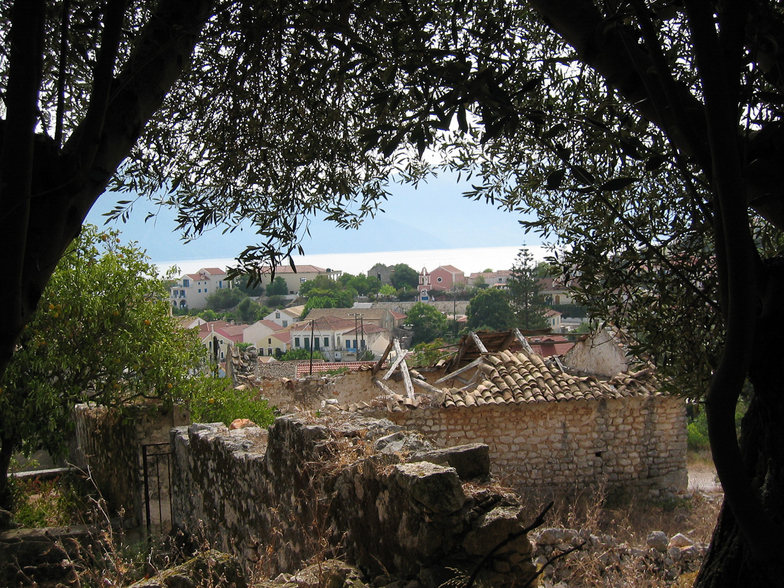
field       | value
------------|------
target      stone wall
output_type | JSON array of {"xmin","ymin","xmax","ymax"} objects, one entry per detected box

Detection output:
[
  {"xmin": 71, "ymin": 403, "xmax": 189, "ymax": 526},
  {"xmin": 363, "ymin": 395, "xmax": 687, "ymax": 493},
  {"xmin": 170, "ymin": 414, "xmax": 537, "ymax": 587}
]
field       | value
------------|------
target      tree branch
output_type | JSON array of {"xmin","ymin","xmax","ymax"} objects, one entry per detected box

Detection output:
[{"xmin": 73, "ymin": 0, "xmax": 128, "ymax": 175}]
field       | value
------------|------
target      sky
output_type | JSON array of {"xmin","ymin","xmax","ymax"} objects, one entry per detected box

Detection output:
[{"xmin": 86, "ymin": 173, "xmax": 550, "ymax": 276}]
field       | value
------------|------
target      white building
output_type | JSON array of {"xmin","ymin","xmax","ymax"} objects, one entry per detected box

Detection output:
[{"xmin": 170, "ymin": 267, "xmax": 234, "ymax": 310}]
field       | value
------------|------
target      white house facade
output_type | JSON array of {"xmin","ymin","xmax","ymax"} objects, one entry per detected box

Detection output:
[{"xmin": 170, "ymin": 267, "xmax": 234, "ymax": 310}]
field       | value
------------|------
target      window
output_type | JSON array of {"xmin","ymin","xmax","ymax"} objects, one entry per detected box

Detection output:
[
  {"xmin": 282, "ymin": 320, "xmax": 288, "ymax": 327},
  {"xmin": 324, "ymin": 337, "xmax": 329, "ymax": 348},
  {"xmin": 336, "ymin": 336, "xmax": 341, "ymax": 346},
  {"xmin": 275, "ymin": 312, "xmax": 281, "ymax": 318},
  {"xmin": 268, "ymin": 338, "xmax": 272, "ymax": 344},
  {"xmin": 259, "ymin": 348, "xmax": 264, "ymax": 356},
  {"xmin": 314, "ymin": 338, "xmax": 320, "ymax": 350},
  {"xmin": 267, "ymin": 348, "xmax": 273, "ymax": 356},
  {"xmin": 183, "ymin": 279, "xmax": 190, "ymax": 287},
  {"xmin": 198, "ymin": 288, "xmax": 202, "ymax": 293},
  {"xmin": 437, "ymin": 277, "xmax": 442, "ymax": 282},
  {"xmin": 300, "ymin": 277, "xmax": 307, "ymax": 282},
  {"xmin": 294, "ymin": 337, "xmax": 301, "ymax": 348},
  {"xmin": 304, "ymin": 338, "xmax": 310, "ymax": 350}
]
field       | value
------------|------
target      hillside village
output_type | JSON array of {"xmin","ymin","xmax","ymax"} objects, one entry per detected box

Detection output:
[{"xmin": 168, "ymin": 262, "xmax": 584, "ymax": 363}]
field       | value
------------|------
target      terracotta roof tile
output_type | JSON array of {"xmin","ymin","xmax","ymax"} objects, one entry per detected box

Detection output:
[{"xmin": 439, "ymin": 350, "xmax": 658, "ymax": 407}]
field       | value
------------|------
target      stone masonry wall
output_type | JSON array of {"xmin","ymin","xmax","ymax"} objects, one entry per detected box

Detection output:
[
  {"xmin": 368, "ymin": 395, "xmax": 687, "ymax": 493},
  {"xmin": 170, "ymin": 414, "xmax": 537, "ymax": 587},
  {"xmin": 71, "ymin": 403, "xmax": 189, "ymax": 526}
]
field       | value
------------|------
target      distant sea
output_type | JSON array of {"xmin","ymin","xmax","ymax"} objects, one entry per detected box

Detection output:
[{"xmin": 155, "ymin": 245, "xmax": 552, "ymax": 277}]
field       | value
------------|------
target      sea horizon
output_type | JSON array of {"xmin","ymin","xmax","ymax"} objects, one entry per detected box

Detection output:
[{"xmin": 155, "ymin": 245, "xmax": 553, "ymax": 278}]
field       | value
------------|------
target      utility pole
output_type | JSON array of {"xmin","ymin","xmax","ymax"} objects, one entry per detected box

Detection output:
[
  {"xmin": 350, "ymin": 312, "xmax": 358, "ymax": 359},
  {"xmin": 360, "ymin": 315, "xmax": 365, "ymax": 357},
  {"xmin": 309, "ymin": 319, "xmax": 314, "ymax": 375},
  {"xmin": 453, "ymin": 286, "xmax": 457, "ymax": 338}
]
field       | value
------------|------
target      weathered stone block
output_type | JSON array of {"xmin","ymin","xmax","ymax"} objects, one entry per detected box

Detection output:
[{"xmin": 410, "ymin": 443, "xmax": 490, "ymax": 480}]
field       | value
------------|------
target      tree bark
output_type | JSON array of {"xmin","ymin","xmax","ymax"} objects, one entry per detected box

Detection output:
[
  {"xmin": 0, "ymin": 0, "xmax": 214, "ymax": 382},
  {"xmin": 697, "ymin": 326, "xmax": 784, "ymax": 584},
  {"xmin": 0, "ymin": 437, "xmax": 17, "ymax": 511}
]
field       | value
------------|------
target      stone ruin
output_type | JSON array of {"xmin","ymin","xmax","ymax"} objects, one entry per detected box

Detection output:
[{"xmin": 171, "ymin": 413, "xmax": 539, "ymax": 587}]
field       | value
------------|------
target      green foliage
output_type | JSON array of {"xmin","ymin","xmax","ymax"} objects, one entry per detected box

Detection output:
[
  {"xmin": 406, "ymin": 302, "xmax": 449, "ymax": 345},
  {"xmin": 205, "ymin": 288, "xmax": 247, "ymax": 311},
  {"xmin": 197, "ymin": 309, "xmax": 219, "ymax": 322},
  {"xmin": 10, "ymin": 474, "xmax": 90, "ymax": 527},
  {"xmin": 265, "ymin": 277, "xmax": 289, "ymax": 296},
  {"xmin": 466, "ymin": 289, "xmax": 515, "ymax": 331},
  {"xmin": 2, "ymin": 226, "xmax": 206, "ymax": 450},
  {"xmin": 396, "ymin": 287, "xmax": 418, "ymax": 302},
  {"xmin": 280, "ymin": 348, "xmax": 326, "ymax": 361},
  {"xmin": 390, "ymin": 264, "xmax": 419, "ymax": 289},
  {"xmin": 234, "ymin": 274, "xmax": 266, "ymax": 296},
  {"xmin": 687, "ymin": 415, "xmax": 710, "ymax": 453},
  {"xmin": 266, "ymin": 295, "xmax": 288, "ymax": 309},
  {"xmin": 339, "ymin": 273, "xmax": 380, "ymax": 296},
  {"xmin": 409, "ymin": 339, "xmax": 453, "ymax": 367},
  {"xmin": 189, "ymin": 379, "xmax": 275, "ymax": 428},
  {"xmin": 0, "ymin": 226, "xmax": 210, "ymax": 507},
  {"xmin": 237, "ymin": 297, "xmax": 268, "ymax": 324},
  {"xmin": 300, "ymin": 275, "xmax": 355, "ymax": 315},
  {"xmin": 378, "ymin": 284, "xmax": 397, "ymax": 299},
  {"xmin": 508, "ymin": 249, "xmax": 548, "ymax": 330}
]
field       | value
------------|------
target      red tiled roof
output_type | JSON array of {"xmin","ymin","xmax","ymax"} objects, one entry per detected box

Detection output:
[
  {"xmin": 201, "ymin": 267, "xmax": 227, "ymax": 275},
  {"xmin": 437, "ymin": 265, "xmax": 464, "ymax": 274},
  {"xmin": 271, "ymin": 331, "xmax": 291, "ymax": 344},
  {"xmin": 257, "ymin": 264, "xmax": 330, "ymax": 274},
  {"xmin": 440, "ymin": 350, "xmax": 658, "ymax": 407},
  {"xmin": 198, "ymin": 320, "xmax": 231, "ymax": 336}
]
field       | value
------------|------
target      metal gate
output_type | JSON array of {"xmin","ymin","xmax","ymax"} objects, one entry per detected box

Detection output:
[{"xmin": 141, "ymin": 442, "xmax": 172, "ymax": 537}]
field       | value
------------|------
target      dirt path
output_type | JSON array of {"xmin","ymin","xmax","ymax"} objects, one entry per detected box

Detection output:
[{"xmin": 688, "ymin": 462, "xmax": 722, "ymax": 493}]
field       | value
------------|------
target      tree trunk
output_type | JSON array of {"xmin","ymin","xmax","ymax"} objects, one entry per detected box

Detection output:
[
  {"xmin": 696, "ymin": 261, "xmax": 784, "ymax": 586},
  {"xmin": 0, "ymin": 437, "xmax": 17, "ymax": 511},
  {"xmin": 696, "ymin": 388, "xmax": 784, "ymax": 586}
]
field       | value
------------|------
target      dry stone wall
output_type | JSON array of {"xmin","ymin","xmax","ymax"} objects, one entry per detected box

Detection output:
[
  {"xmin": 364, "ymin": 395, "xmax": 687, "ymax": 493},
  {"xmin": 170, "ymin": 414, "xmax": 537, "ymax": 587},
  {"xmin": 71, "ymin": 403, "xmax": 189, "ymax": 526}
]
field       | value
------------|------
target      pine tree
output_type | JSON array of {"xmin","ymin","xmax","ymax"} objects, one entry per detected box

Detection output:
[{"xmin": 508, "ymin": 250, "xmax": 549, "ymax": 330}]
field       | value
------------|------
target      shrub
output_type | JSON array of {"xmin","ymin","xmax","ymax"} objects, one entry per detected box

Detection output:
[
  {"xmin": 189, "ymin": 378, "xmax": 275, "ymax": 428},
  {"xmin": 10, "ymin": 473, "xmax": 91, "ymax": 527}
]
